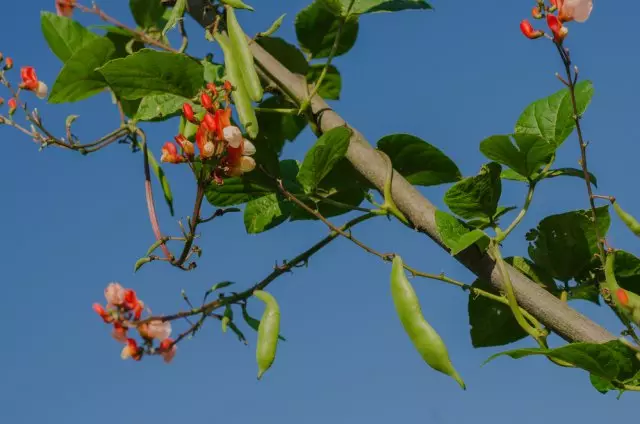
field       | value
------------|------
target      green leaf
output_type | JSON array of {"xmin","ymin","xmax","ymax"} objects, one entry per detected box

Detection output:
[
  {"xmin": 590, "ymin": 374, "xmax": 614, "ymax": 394},
  {"xmin": 133, "ymin": 256, "xmax": 152, "ymax": 272},
  {"xmin": 444, "ymin": 163, "xmax": 502, "ymax": 220},
  {"xmin": 49, "ymin": 37, "xmax": 116, "ymax": 104},
  {"xmin": 435, "ymin": 210, "xmax": 490, "ymax": 255},
  {"xmin": 205, "ymin": 174, "xmax": 274, "ymax": 207},
  {"xmin": 209, "ymin": 281, "xmax": 235, "ymax": 292},
  {"xmin": 146, "ymin": 143, "xmax": 174, "ymax": 216},
  {"xmin": 501, "ymin": 168, "xmax": 528, "ymax": 182},
  {"xmin": 41, "ymin": 11, "xmax": 100, "ymax": 63},
  {"xmin": 135, "ymin": 93, "xmax": 189, "ymax": 121},
  {"xmin": 468, "ymin": 278, "xmax": 528, "ymax": 348},
  {"xmin": 297, "ymin": 126, "xmax": 352, "ymax": 193},
  {"xmin": 485, "ymin": 341, "xmax": 640, "ymax": 383},
  {"xmin": 162, "ymin": 0, "xmax": 187, "ymax": 36},
  {"xmin": 568, "ymin": 283, "xmax": 601, "ymax": 305},
  {"xmin": 613, "ymin": 250, "xmax": 640, "ymax": 296},
  {"xmin": 515, "ymin": 81, "xmax": 594, "ymax": 147},
  {"xmin": 307, "ymin": 64, "xmax": 342, "ymax": 100},
  {"xmin": 256, "ymin": 96, "xmax": 308, "ymax": 154},
  {"xmin": 256, "ymin": 37, "xmax": 309, "ymax": 74},
  {"xmin": 527, "ymin": 206, "xmax": 610, "ymax": 282},
  {"xmin": 505, "ymin": 256, "xmax": 558, "ymax": 292},
  {"xmin": 377, "ymin": 134, "xmax": 461, "ymax": 186},
  {"xmin": 244, "ymin": 193, "xmax": 293, "ymax": 234},
  {"xmin": 331, "ymin": 0, "xmax": 432, "ymax": 15},
  {"xmin": 295, "ymin": 0, "xmax": 359, "ymax": 59},
  {"xmin": 541, "ymin": 168, "xmax": 598, "ymax": 188},
  {"xmin": 130, "ymin": 0, "xmax": 167, "ymax": 29},
  {"xmin": 479, "ymin": 134, "xmax": 554, "ymax": 178},
  {"xmin": 98, "ymin": 49, "xmax": 203, "ymax": 100}
]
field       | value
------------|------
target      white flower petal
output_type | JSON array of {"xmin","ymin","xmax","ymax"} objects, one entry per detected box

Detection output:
[
  {"xmin": 223, "ymin": 126, "xmax": 243, "ymax": 148},
  {"xmin": 242, "ymin": 139, "xmax": 256, "ymax": 156}
]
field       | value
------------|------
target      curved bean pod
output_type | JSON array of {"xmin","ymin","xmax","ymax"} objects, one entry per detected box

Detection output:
[
  {"xmin": 226, "ymin": 6, "xmax": 263, "ymax": 102},
  {"xmin": 254, "ymin": 290, "xmax": 281, "ymax": 380},
  {"xmin": 390, "ymin": 255, "xmax": 466, "ymax": 389}
]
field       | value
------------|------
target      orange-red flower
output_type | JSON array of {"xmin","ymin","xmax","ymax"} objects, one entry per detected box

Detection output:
[
  {"xmin": 546, "ymin": 14, "xmax": 568, "ymax": 42},
  {"xmin": 4, "ymin": 57, "xmax": 13, "ymax": 70},
  {"xmin": 8, "ymin": 98, "xmax": 17, "ymax": 114},
  {"xmin": 112, "ymin": 322, "xmax": 128, "ymax": 343},
  {"xmin": 160, "ymin": 142, "xmax": 185, "ymax": 164},
  {"xmin": 520, "ymin": 19, "xmax": 544, "ymax": 39},
  {"xmin": 159, "ymin": 338, "xmax": 177, "ymax": 363},
  {"xmin": 93, "ymin": 303, "xmax": 113, "ymax": 323},
  {"xmin": 183, "ymin": 102, "xmax": 196, "ymax": 123},
  {"xmin": 175, "ymin": 135, "xmax": 194, "ymax": 157},
  {"xmin": 207, "ymin": 82, "xmax": 218, "ymax": 97},
  {"xmin": 201, "ymin": 92, "xmax": 214, "ymax": 110},
  {"xmin": 55, "ymin": 0, "xmax": 76, "ymax": 18},
  {"xmin": 20, "ymin": 67, "xmax": 48, "ymax": 99},
  {"xmin": 223, "ymin": 80, "xmax": 233, "ymax": 92},
  {"xmin": 121, "ymin": 338, "xmax": 142, "ymax": 361}
]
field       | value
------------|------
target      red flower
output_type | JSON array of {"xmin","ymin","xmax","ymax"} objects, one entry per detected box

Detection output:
[
  {"xmin": 159, "ymin": 338, "xmax": 177, "ymax": 363},
  {"xmin": 207, "ymin": 83, "xmax": 218, "ymax": 97},
  {"xmin": 4, "ymin": 58, "xmax": 13, "ymax": 70},
  {"xmin": 202, "ymin": 113, "xmax": 217, "ymax": 132},
  {"xmin": 617, "ymin": 288, "xmax": 630, "ymax": 307},
  {"xmin": 19, "ymin": 67, "xmax": 48, "ymax": 99},
  {"xmin": 201, "ymin": 92, "xmax": 213, "ymax": 110},
  {"xmin": 8, "ymin": 98, "xmax": 17, "ymax": 114},
  {"xmin": 121, "ymin": 338, "xmax": 142, "ymax": 361},
  {"xmin": 546, "ymin": 14, "xmax": 568, "ymax": 42},
  {"xmin": 160, "ymin": 142, "xmax": 184, "ymax": 164},
  {"xmin": 55, "ymin": 0, "xmax": 76, "ymax": 17},
  {"xmin": 112, "ymin": 322, "xmax": 128, "ymax": 343},
  {"xmin": 182, "ymin": 103, "xmax": 196, "ymax": 123},
  {"xmin": 93, "ymin": 303, "xmax": 113, "ymax": 323},
  {"xmin": 223, "ymin": 80, "xmax": 233, "ymax": 92},
  {"xmin": 520, "ymin": 20, "xmax": 544, "ymax": 39}
]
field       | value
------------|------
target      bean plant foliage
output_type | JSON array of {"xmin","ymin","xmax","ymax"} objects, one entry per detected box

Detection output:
[{"xmin": 3, "ymin": 0, "xmax": 640, "ymax": 397}]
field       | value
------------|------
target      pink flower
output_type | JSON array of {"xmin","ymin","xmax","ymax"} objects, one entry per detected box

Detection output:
[
  {"xmin": 146, "ymin": 320, "xmax": 172, "ymax": 340},
  {"xmin": 121, "ymin": 338, "xmax": 141, "ymax": 360},
  {"xmin": 104, "ymin": 282, "xmax": 125, "ymax": 308},
  {"xmin": 93, "ymin": 303, "xmax": 113, "ymax": 323},
  {"xmin": 159, "ymin": 338, "xmax": 177, "ymax": 364},
  {"xmin": 557, "ymin": 0, "xmax": 593, "ymax": 23},
  {"xmin": 112, "ymin": 323, "xmax": 128, "ymax": 343}
]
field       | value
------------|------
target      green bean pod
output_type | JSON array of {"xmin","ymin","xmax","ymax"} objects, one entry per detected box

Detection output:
[
  {"xmin": 254, "ymin": 290, "xmax": 281, "ymax": 380},
  {"xmin": 390, "ymin": 256, "xmax": 466, "ymax": 390},
  {"xmin": 221, "ymin": 0, "xmax": 254, "ymax": 11},
  {"xmin": 613, "ymin": 201, "xmax": 640, "ymax": 238},
  {"xmin": 604, "ymin": 252, "xmax": 640, "ymax": 326},
  {"xmin": 226, "ymin": 6, "xmax": 263, "ymax": 102},
  {"xmin": 222, "ymin": 305, "xmax": 233, "ymax": 333},
  {"xmin": 214, "ymin": 32, "xmax": 259, "ymax": 138}
]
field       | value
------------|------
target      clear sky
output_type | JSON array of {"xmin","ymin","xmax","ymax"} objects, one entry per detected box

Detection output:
[{"xmin": 2, "ymin": 0, "xmax": 639, "ymax": 422}]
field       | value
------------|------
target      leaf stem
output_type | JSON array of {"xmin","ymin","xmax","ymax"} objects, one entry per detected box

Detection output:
[{"xmin": 496, "ymin": 182, "xmax": 536, "ymax": 242}]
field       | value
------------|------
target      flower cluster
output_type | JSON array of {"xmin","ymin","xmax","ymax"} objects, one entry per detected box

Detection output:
[
  {"xmin": 520, "ymin": 0, "xmax": 593, "ymax": 42},
  {"xmin": 93, "ymin": 282, "xmax": 177, "ymax": 363},
  {"xmin": 0, "ymin": 54, "xmax": 48, "ymax": 119},
  {"xmin": 161, "ymin": 81, "xmax": 257, "ymax": 183}
]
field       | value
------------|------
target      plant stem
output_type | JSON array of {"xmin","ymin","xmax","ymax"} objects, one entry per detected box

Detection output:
[
  {"xmin": 172, "ymin": 183, "xmax": 206, "ymax": 268},
  {"xmin": 497, "ymin": 182, "xmax": 536, "ymax": 242}
]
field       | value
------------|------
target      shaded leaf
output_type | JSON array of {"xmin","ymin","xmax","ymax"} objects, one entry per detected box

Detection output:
[
  {"xmin": 244, "ymin": 193, "xmax": 293, "ymax": 234},
  {"xmin": 435, "ymin": 210, "xmax": 490, "ymax": 255},
  {"xmin": 541, "ymin": 167, "xmax": 598, "ymax": 187},
  {"xmin": 307, "ymin": 64, "xmax": 341, "ymax": 100},
  {"xmin": 444, "ymin": 162, "xmax": 502, "ymax": 220},
  {"xmin": 256, "ymin": 37, "xmax": 309, "ymax": 74},
  {"xmin": 130, "ymin": 0, "xmax": 167, "ymax": 29},
  {"xmin": 377, "ymin": 134, "xmax": 461, "ymax": 186},
  {"xmin": 297, "ymin": 126, "xmax": 352, "ymax": 193},
  {"xmin": 295, "ymin": 0, "xmax": 359, "ymax": 59},
  {"xmin": 329, "ymin": 0, "xmax": 432, "ymax": 15}
]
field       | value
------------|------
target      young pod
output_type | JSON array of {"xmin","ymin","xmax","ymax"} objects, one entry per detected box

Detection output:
[
  {"xmin": 226, "ymin": 6, "xmax": 263, "ymax": 102},
  {"xmin": 613, "ymin": 201, "xmax": 640, "ymax": 238},
  {"xmin": 390, "ymin": 256, "xmax": 466, "ymax": 389},
  {"xmin": 214, "ymin": 32, "xmax": 259, "ymax": 138},
  {"xmin": 253, "ymin": 290, "xmax": 281, "ymax": 380}
]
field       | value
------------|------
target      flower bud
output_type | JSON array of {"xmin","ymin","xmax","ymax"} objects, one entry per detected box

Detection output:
[
  {"xmin": 4, "ymin": 58, "xmax": 13, "ymax": 70},
  {"xmin": 175, "ymin": 134, "xmax": 194, "ymax": 157},
  {"xmin": 207, "ymin": 82, "xmax": 218, "ymax": 96},
  {"xmin": 35, "ymin": 81, "xmax": 48, "ymax": 99},
  {"xmin": 242, "ymin": 139, "xmax": 256, "ymax": 156},
  {"xmin": 0, "ymin": 97, "xmax": 4, "ymax": 106},
  {"xmin": 8, "ymin": 98, "xmax": 17, "ymax": 115},
  {"xmin": 201, "ymin": 92, "xmax": 213, "ymax": 110},
  {"xmin": 240, "ymin": 156, "xmax": 256, "ymax": 173},
  {"xmin": 182, "ymin": 103, "xmax": 196, "ymax": 123},
  {"xmin": 223, "ymin": 80, "xmax": 233, "ymax": 92},
  {"xmin": 202, "ymin": 141, "xmax": 215, "ymax": 159},
  {"xmin": 202, "ymin": 113, "xmax": 217, "ymax": 132},
  {"xmin": 531, "ymin": 6, "xmax": 543, "ymax": 19}
]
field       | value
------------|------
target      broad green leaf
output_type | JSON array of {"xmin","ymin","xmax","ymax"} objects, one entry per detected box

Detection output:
[
  {"xmin": 435, "ymin": 210, "xmax": 490, "ymax": 255},
  {"xmin": 506, "ymin": 256, "xmax": 557, "ymax": 292},
  {"xmin": 318, "ymin": 157, "xmax": 373, "ymax": 191},
  {"xmin": 120, "ymin": 99, "xmax": 142, "ymax": 119},
  {"xmin": 466, "ymin": 206, "xmax": 517, "ymax": 230},
  {"xmin": 377, "ymin": 134, "xmax": 461, "ymax": 186},
  {"xmin": 515, "ymin": 81, "xmax": 594, "ymax": 147},
  {"xmin": 256, "ymin": 37, "xmax": 309, "ymax": 74},
  {"xmin": 256, "ymin": 96, "xmax": 307, "ymax": 154},
  {"xmin": 295, "ymin": 0, "xmax": 359, "ymax": 59},
  {"xmin": 541, "ymin": 167, "xmax": 598, "ymax": 187},
  {"xmin": 444, "ymin": 163, "xmax": 502, "ymax": 220},
  {"xmin": 205, "ymin": 174, "xmax": 274, "ymax": 207},
  {"xmin": 98, "ymin": 49, "xmax": 203, "ymax": 100},
  {"xmin": 41, "ymin": 12, "xmax": 100, "ymax": 62},
  {"xmin": 485, "ymin": 341, "xmax": 640, "ymax": 383},
  {"xmin": 479, "ymin": 134, "xmax": 553, "ymax": 178},
  {"xmin": 328, "ymin": 0, "xmax": 432, "ymax": 15},
  {"xmin": 613, "ymin": 250, "xmax": 640, "ymax": 296},
  {"xmin": 527, "ymin": 206, "xmax": 610, "ymax": 282},
  {"xmin": 468, "ymin": 278, "xmax": 528, "ymax": 348},
  {"xmin": 135, "ymin": 93, "xmax": 189, "ymax": 121},
  {"xmin": 568, "ymin": 283, "xmax": 601, "ymax": 305},
  {"xmin": 307, "ymin": 64, "xmax": 342, "ymax": 100},
  {"xmin": 244, "ymin": 194, "xmax": 293, "ymax": 233},
  {"xmin": 590, "ymin": 374, "xmax": 614, "ymax": 394},
  {"xmin": 297, "ymin": 126, "xmax": 352, "ymax": 193},
  {"xmin": 501, "ymin": 168, "xmax": 528, "ymax": 182},
  {"xmin": 49, "ymin": 37, "xmax": 116, "ymax": 104},
  {"xmin": 130, "ymin": 0, "xmax": 167, "ymax": 29},
  {"xmin": 290, "ymin": 188, "xmax": 365, "ymax": 221}
]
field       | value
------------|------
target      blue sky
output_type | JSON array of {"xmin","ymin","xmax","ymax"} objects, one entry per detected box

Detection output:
[{"xmin": 2, "ymin": 0, "xmax": 639, "ymax": 422}]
